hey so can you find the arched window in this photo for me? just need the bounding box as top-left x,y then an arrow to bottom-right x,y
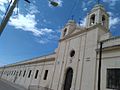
102,15 -> 106,26
90,14 -> 95,25
63,28 -> 67,36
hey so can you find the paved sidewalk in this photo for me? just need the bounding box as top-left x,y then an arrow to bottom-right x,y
0,79 -> 27,90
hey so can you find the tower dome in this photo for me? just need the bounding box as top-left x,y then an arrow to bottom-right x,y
61,20 -> 76,38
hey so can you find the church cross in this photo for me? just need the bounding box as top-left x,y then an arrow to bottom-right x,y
97,0 -> 100,4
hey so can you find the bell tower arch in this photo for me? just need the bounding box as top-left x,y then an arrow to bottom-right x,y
86,4 -> 109,31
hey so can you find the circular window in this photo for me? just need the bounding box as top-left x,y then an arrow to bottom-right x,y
70,50 -> 75,57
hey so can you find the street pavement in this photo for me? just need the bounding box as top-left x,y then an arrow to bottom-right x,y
0,79 -> 26,90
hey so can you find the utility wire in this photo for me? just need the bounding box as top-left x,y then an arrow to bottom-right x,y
66,0 -> 80,22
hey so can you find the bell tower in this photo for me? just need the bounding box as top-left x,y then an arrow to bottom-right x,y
86,4 -> 109,31
61,20 -> 76,39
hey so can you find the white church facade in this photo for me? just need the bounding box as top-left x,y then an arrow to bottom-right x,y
0,4 -> 120,90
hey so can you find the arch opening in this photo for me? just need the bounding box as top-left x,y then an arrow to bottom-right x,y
90,14 -> 95,25
63,28 -> 67,36
102,15 -> 106,26
64,68 -> 73,90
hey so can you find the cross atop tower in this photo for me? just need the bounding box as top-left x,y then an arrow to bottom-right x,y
97,0 -> 100,4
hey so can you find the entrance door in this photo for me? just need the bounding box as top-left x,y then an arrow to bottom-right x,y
64,68 -> 73,90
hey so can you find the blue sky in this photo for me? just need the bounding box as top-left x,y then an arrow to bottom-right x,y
0,0 -> 120,66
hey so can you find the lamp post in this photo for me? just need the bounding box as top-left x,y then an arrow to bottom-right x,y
0,0 -> 19,36
0,0 -> 58,36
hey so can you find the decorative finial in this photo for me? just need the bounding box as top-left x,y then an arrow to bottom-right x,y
71,15 -> 74,20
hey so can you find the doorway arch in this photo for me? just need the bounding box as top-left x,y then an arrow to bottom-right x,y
64,68 -> 73,90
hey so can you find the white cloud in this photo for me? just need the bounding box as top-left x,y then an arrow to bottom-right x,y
36,32 -> 59,44
81,0 -> 93,11
0,0 -> 58,44
36,38 -> 49,44
0,5 -> 6,12
109,17 -> 120,28
0,0 -> 53,37
0,0 -> 15,18
9,14 -> 42,36
108,12 -> 113,16
43,19 -> 47,23
27,4 -> 40,14
0,14 -> 2,18
0,0 -> 14,10
8,12 -> 57,44
9,13 -> 54,36
80,17 -> 86,26
103,0 -> 119,6
82,2 -> 87,11
0,0 -> 7,13
108,12 -> 120,28
83,8 -> 87,11
40,28 -> 54,33
57,0 -> 63,7
38,40 -> 46,44
43,19 -> 52,24
0,0 -> 8,5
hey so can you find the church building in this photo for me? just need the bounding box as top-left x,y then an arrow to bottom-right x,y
0,4 -> 120,90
